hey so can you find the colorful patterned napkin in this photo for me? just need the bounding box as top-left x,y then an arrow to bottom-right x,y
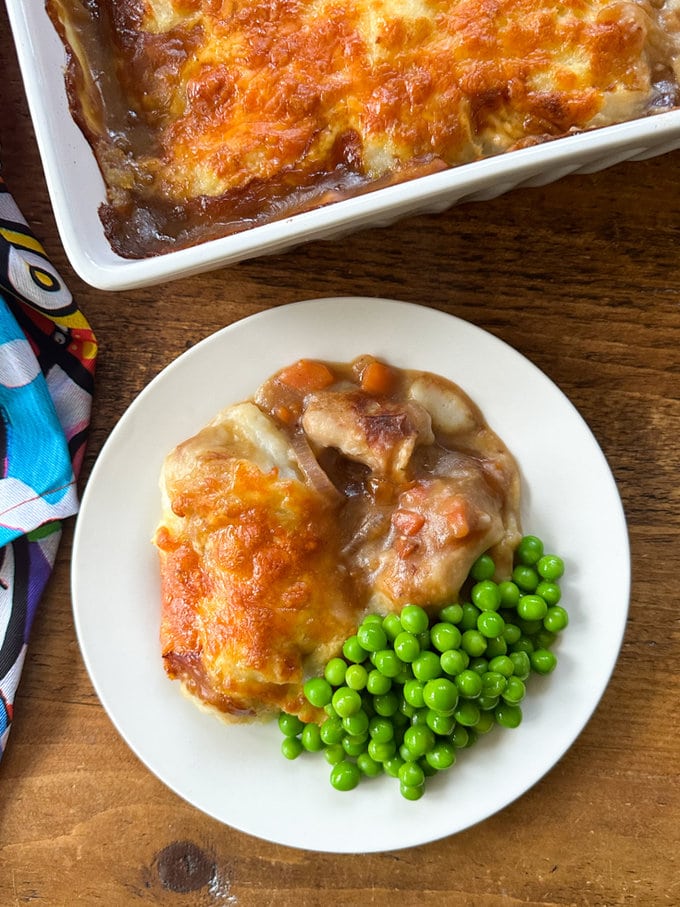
0,176 -> 97,757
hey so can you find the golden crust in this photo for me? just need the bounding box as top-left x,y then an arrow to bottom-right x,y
48,0 -> 680,256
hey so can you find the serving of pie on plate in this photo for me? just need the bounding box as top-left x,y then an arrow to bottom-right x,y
154,355 -> 521,723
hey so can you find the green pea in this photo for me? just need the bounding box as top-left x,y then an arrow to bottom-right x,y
403,679 -> 426,709
477,610 -> 505,638
278,712 -> 304,737
509,650 -> 531,681
481,671 -> 507,697
512,564 -> 539,592
450,724 -> 469,748
368,738 -> 397,762
468,656 -> 489,676
382,612 -> 403,641
409,707 -> 430,726
412,650 -> 442,681
488,655 -> 515,677
416,629 -> 431,650
425,709 -> 456,736
502,622 -> 522,645
537,554 -> 565,581
531,648 -> 558,674
345,663 -> 368,691
484,635 -> 508,658
342,734 -> 368,757
330,760 -> 361,791
320,716 -> 344,745
439,603 -> 464,625
369,715 -> 395,742
372,649 -> 402,678
342,709 -> 369,737
393,631 -> 421,663
357,752 -> 383,777
301,723 -> 324,752
471,580 -> 501,611
430,622 -> 462,653
398,760 -> 425,787
454,669 -> 483,699
357,622 -> 388,653
400,782 -> 424,801
544,605 -> 569,633
536,580 -> 562,606
426,740 -> 457,770
502,676 -> 526,705
366,669 -> 392,695
399,743 -> 419,762
303,677 -> 333,708
331,686 -> 362,717
342,635 -> 368,664
517,594 -> 548,622
460,603 -> 482,630
509,636 -> 534,655
470,553 -> 496,581
477,694 -> 499,711
324,743 -> 345,765
324,657 -> 347,687
281,737 -> 304,760
373,690 -> 400,716
516,535 -> 544,566
362,613 -> 381,626
423,677 -> 459,715
403,725 -> 436,757
383,756 -> 405,778
495,703 -> 522,729
473,711 -> 495,734
453,701 -> 481,727
461,629 -> 487,657
400,604 -> 430,635
441,648 -> 469,676
394,662 -> 415,686
498,580 -> 521,609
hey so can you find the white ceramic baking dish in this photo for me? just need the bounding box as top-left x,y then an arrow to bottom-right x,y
7,0 -> 680,291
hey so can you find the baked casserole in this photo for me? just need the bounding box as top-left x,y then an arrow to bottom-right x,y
47,0 -> 680,257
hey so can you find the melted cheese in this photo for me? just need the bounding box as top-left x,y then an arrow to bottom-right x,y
48,0 -> 680,255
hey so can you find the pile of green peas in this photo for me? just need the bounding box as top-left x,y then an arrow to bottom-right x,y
278,534 -> 567,800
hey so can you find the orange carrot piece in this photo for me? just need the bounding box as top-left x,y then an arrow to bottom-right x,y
391,509 -> 426,536
277,359 -> 335,393
360,360 -> 395,396
446,499 -> 470,539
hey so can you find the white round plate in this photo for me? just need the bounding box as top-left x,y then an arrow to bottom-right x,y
72,297 -> 630,853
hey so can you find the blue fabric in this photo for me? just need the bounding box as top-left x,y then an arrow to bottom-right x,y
0,296 -> 78,547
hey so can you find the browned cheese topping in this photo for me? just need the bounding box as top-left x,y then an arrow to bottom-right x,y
153,356 -> 521,721
48,0 -> 680,256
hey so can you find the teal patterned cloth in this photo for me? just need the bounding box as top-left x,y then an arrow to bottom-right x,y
0,177 -> 97,755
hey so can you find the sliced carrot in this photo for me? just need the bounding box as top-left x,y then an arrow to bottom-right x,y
273,404 -> 299,425
391,508 -> 425,536
446,498 -> 470,539
277,359 -> 335,393
360,359 -> 395,396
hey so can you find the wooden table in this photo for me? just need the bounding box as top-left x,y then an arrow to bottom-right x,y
1,9 -> 679,903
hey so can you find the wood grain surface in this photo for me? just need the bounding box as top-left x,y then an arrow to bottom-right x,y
1,6 -> 679,904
